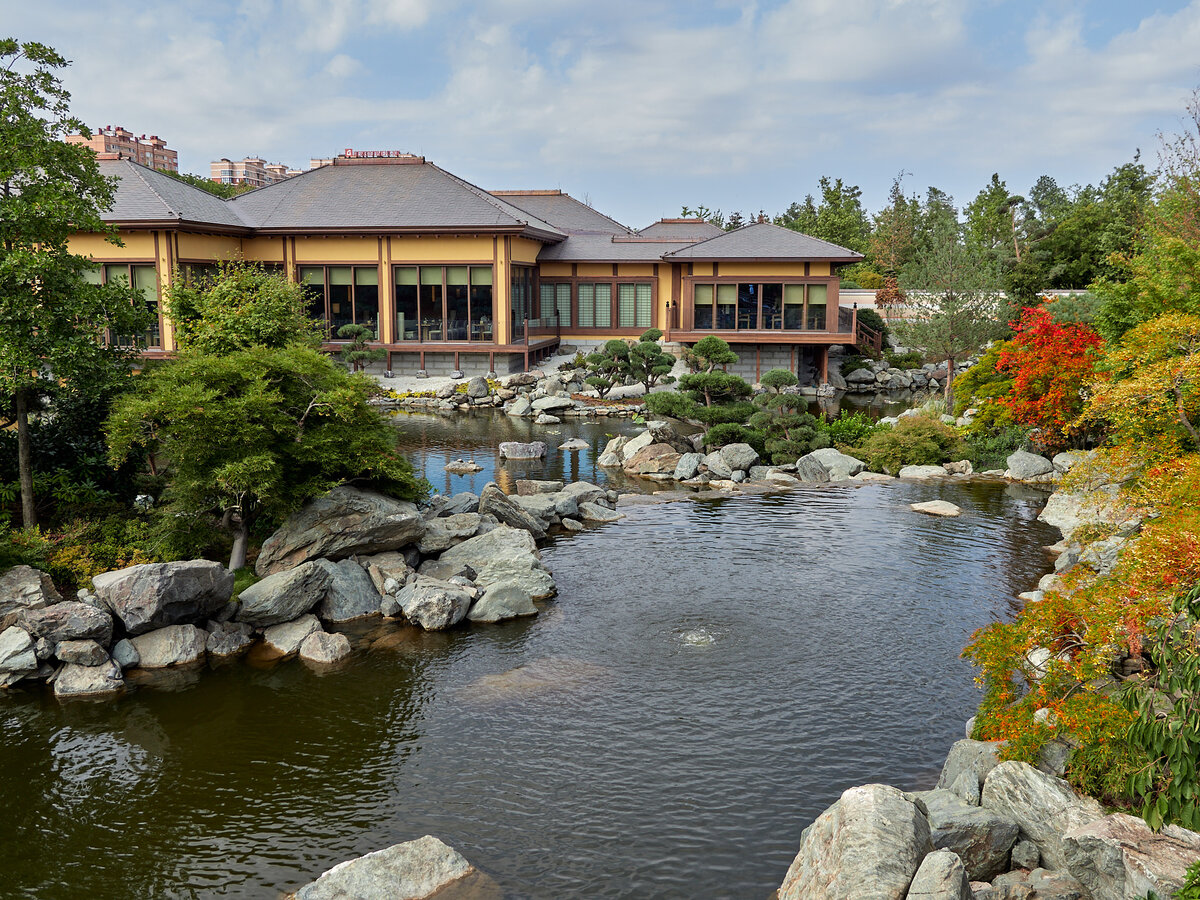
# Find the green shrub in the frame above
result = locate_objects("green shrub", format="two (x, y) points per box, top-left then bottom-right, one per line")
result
(1065, 738), (1150, 814)
(747, 409), (829, 464)
(759, 368), (799, 392)
(952, 343), (1013, 417)
(692, 401), (757, 428)
(644, 391), (699, 421)
(1177, 861), (1200, 900)
(841, 355), (872, 375)
(856, 308), (889, 348)
(820, 411), (880, 450)
(884, 350), (924, 369)
(702, 423), (765, 456)
(858, 417), (969, 474)
(964, 425), (1027, 471)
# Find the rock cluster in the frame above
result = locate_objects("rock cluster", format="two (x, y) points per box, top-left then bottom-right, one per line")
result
(778, 741), (1200, 900)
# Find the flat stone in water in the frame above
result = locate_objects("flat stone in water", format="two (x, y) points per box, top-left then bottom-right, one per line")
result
(912, 500), (962, 517)
(460, 657), (608, 703)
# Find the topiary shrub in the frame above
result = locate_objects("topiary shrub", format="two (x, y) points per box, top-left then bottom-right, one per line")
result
(857, 416), (969, 474)
(841, 355), (872, 375)
(702, 423), (765, 456)
(759, 368), (799, 392)
(747, 408), (829, 464)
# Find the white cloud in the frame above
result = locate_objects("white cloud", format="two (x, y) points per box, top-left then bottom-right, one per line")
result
(325, 53), (363, 78)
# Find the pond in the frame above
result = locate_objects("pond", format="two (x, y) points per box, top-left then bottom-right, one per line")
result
(0, 417), (1060, 899)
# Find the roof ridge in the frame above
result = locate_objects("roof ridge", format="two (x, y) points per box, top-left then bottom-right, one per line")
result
(493, 188), (635, 235)
(227, 164), (327, 225)
(429, 163), (564, 237)
(123, 161), (179, 219)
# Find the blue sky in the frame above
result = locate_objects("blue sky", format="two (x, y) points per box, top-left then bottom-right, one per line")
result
(8, 0), (1200, 227)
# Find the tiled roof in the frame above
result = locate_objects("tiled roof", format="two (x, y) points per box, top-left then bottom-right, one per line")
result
(97, 159), (251, 230)
(229, 161), (564, 239)
(663, 222), (863, 261)
(637, 219), (725, 240)
(537, 234), (693, 263)
(491, 190), (633, 235)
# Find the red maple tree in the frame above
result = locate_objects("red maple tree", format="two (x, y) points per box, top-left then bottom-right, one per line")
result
(997, 305), (1104, 453)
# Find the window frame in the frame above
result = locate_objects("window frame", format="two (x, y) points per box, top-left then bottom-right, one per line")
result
(392, 263), (495, 344)
(536, 277), (657, 333)
(684, 276), (837, 333)
(87, 260), (164, 350)
(298, 264), (383, 340)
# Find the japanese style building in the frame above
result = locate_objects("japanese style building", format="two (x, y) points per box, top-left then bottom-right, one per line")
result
(71, 153), (873, 382)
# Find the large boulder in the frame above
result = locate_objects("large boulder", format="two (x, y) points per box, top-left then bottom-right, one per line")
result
(980, 761), (1104, 870)
(674, 452), (704, 481)
(385, 577), (472, 630)
(510, 493), (560, 523)
(436, 525), (556, 600)
(506, 395), (533, 417)
(497, 441), (547, 460)
(417, 513), (483, 555)
(906, 849), (971, 900)
(937, 740), (1003, 793)
(0, 565), (62, 624)
(794, 452), (832, 483)
(237, 561), (333, 627)
(255, 487), (424, 576)
(467, 582), (537, 623)
(899, 465), (949, 479)
(92, 560), (234, 635)
(315, 559), (383, 623)
(465, 376), (490, 399)
(920, 788), (1020, 882)
(53, 660), (124, 697)
(531, 395), (573, 412)
(438, 491), (480, 517)
(15, 601), (113, 647)
(578, 502), (623, 523)
(1007, 450), (1055, 481)
(806, 448), (866, 481)
(205, 622), (255, 658)
(478, 483), (547, 538)
(0, 625), (37, 687)
(778, 783), (934, 900)
(719, 442), (760, 472)
(703, 452), (734, 480)
(559, 481), (607, 506)
(1038, 485), (1128, 541)
(619, 430), (655, 462)
(262, 614), (323, 656)
(597, 435), (629, 468)
(623, 444), (681, 476)
(1062, 813), (1200, 900)
(55, 639), (108, 666)
(129, 624), (207, 668)
(295, 835), (476, 900)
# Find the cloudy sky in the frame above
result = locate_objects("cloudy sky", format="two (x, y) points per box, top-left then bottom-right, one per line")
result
(8, 0), (1200, 227)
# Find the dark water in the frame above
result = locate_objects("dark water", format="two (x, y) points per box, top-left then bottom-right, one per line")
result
(0, 417), (1060, 900)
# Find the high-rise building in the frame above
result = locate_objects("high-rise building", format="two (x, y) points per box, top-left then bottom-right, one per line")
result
(66, 125), (178, 171)
(209, 157), (302, 187)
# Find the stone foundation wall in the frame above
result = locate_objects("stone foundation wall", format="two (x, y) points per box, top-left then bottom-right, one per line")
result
(385, 352), (524, 377)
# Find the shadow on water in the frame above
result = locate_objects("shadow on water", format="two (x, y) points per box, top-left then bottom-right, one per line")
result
(0, 417), (1059, 899)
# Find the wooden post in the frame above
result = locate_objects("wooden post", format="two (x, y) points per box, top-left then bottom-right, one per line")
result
(755, 346), (761, 382)
(820, 346), (829, 385)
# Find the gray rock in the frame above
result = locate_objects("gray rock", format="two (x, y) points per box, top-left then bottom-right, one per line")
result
(387, 577), (472, 630)
(1007, 450), (1055, 480)
(415, 559), (476, 582)
(0, 625), (37, 685)
(550, 492), (579, 519)
(558, 437), (588, 450)
(0, 565), (61, 624)
(950, 770), (981, 807)
(1063, 812), (1200, 900)
(534, 413), (560, 425)
(703, 452), (734, 480)
(988, 866), (1088, 898)
(506, 395), (533, 417)
(416, 513), (483, 555)
(295, 835), (476, 900)
(92, 560), (234, 636)
(111, 638), (140, 669)
(299, 630), (352, 664)
(937, 740), (1003, 793)
(944, 460), (974, 476)
(912, 500), (962, 517)
(1011, 839), (1040, 869)
(906, 849), (971, 899)
(1053, 451), (1089, 473)
(55, 639), (108, 666)
(468, 582), (538, 623)
(531, 395), (573, 412)
(560, 517), (584, 532)
(719, 442), (760, 472)
(438, 491), (480, 517)
(466, 376), (490, 399)
(255, 486), (425, 576)
(808, 448), (867, 481)
(559, 481), (607, 506)
(360, 551), (413, 595)
(899, 464), (950, 479)
(921, 787), (1020, 882)
(794, 452), (832, 483)
(262, 614), (322, 656)
(980, 760), (1104, 870)
(578, 502), (623, 523)
(478, 483), (547, 538)
(33, 636), (54, 661)
(597, 435), (629, 468)
(314, 559), (384, 622)
(673, 452), (704, 481)
(237, 561), (333, 627)
(497, 441), (547, 460)
(510, 494), (558, 522)
(129, 624), (207, 667)
(436, 525), (556, 600)
(777, 783), (933, 899)
(53, 660), (124, 697)
(15, 601), (113, 647)
(1038, 485), (1127, 541)
(515, 479), (565, 495)
(619, 429), (654, 462)
(846, 367), (876, 384)
(205, 621), (255, 658)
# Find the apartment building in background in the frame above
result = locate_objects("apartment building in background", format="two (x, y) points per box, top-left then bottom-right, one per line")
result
(209, 157), (303, 188)
(66, 125), (178, 171)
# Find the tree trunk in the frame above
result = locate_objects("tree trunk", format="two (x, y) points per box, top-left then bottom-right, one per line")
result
(228, 515), (249, 571)
(15, 389), (36, 529)
(944, 357), (956, 415)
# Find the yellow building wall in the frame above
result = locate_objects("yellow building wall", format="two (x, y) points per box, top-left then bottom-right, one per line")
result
(495, 238), (511, 345)
(241, 236), (287, 264)
(389, 235), (496, 263)
(538, 263), (573, 277)
(175, 233), (242, 262)
(510, 237), (542, 266)
(70, 231), (156, 260)
(615, 263), (655, 277)
(292, 236), (382, 264)
(575, 264), (613, 278)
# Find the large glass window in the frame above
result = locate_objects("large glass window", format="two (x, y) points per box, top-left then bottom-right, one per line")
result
(807, 284), (828, 330)
(762, 283), (782, 329)
(694, 284), (713, 329)
(716, 284), (737, 329)
(692, 281), (830, 331)
(469, 266), (493, 341)
(395, 267), (419, 341)
(301, 265), (381, 338)
(540, 283), (571, 326)
(575, 281), (648, 328)
(420, 266), (444, 340)
(98, 263), (161, 349)
(784, 284), (806, 329)
(510, 266), (534, 340)
(618, 284), (637, 327)
(737, 283), (758, 330)
(446, 266), (469, 341)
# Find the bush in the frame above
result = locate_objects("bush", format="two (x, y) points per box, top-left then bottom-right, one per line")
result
(952, 343), (1014, 418)
(856, 307), (890, 348)
(964, 425), (1027, 471)
(884, 350), (924, 369)
(643, 391), (699, 421)
(702, 423), (764, 456)
(819, 411), (880, 450)
(841, 355), (873, 375)
(858, 417), (969, 474)
(759, 368), (798, 392)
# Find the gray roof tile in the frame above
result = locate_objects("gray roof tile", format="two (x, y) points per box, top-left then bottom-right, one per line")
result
(637, 219), (725, 240)
(537, 234), (693, 262)
(98, 159), (251, 229)
(663, 222), (862, 260)
(491, 191), (633, 235)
